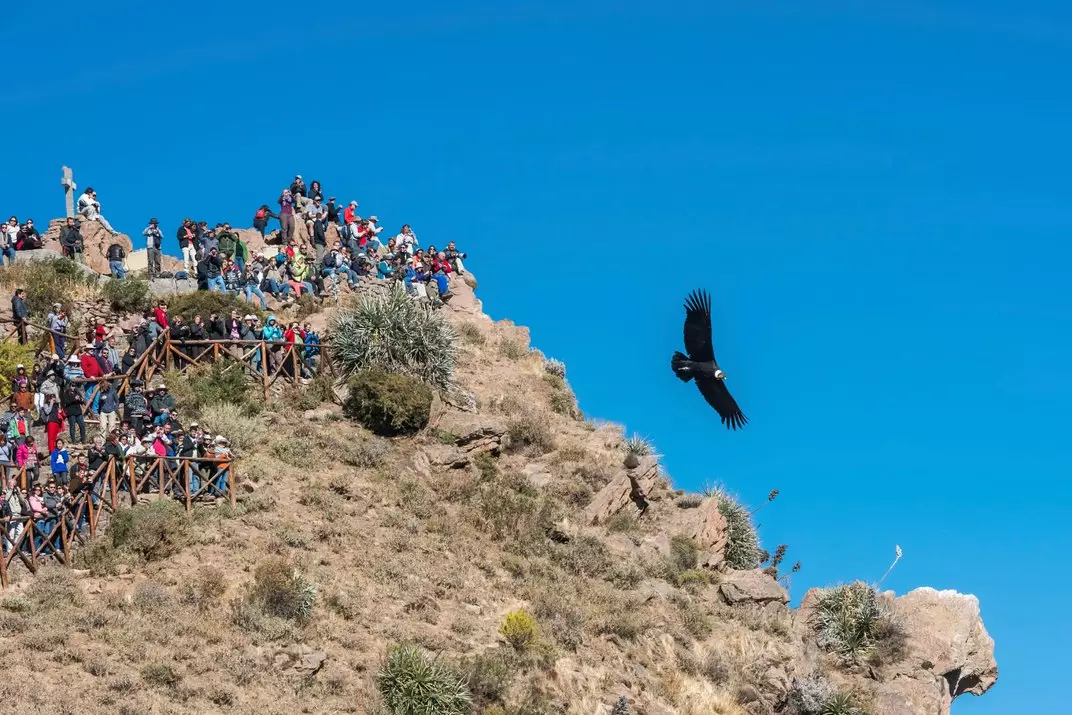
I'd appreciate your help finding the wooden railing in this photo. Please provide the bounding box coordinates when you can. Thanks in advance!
[0,454,237,587]
[2,317,82,358]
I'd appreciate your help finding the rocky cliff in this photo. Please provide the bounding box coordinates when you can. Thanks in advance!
[0,251,996,715]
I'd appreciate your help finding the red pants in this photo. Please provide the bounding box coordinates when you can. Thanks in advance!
[47,421,62,453]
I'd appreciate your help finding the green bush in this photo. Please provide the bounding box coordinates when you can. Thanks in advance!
[0,341,37,397]
[716,489,762,569]
[500,609,539,651]
[811,581,903,663]
[187,362,253,412]
[344,369,432,436]
[109,500,189,562]
[163,291,264,321]
[102,278,152,313]
[505,412,555,454]
[0,257,99,317]
[330,284,459,392]
[669,535,700,571]
[378,644,472,715]
[199,402,265,451]
[247,557,316,622]
[498,340,527,360]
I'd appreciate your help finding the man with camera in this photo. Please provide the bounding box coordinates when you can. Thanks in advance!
[143,218,163,278]
[76,186,119,235]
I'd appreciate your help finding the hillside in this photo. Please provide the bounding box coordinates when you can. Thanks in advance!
[0,265,997,715]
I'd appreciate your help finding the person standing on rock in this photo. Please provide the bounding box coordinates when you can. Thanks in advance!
[59,217,84,263]
[11,288,29,344]
[76,187,119,236]
[143,218,163,278]
[252,205,277,238]
[177,218,197,273]
[278,190,296,243]
[47,304,69,359]
[107,242,127,280]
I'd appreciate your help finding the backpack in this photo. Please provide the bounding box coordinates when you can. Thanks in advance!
[255,208,267,220]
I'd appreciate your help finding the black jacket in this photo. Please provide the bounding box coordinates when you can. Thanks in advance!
[60,226,83,251]
[11,295,29,320]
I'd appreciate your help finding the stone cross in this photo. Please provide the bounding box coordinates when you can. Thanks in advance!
[61,166,77,218]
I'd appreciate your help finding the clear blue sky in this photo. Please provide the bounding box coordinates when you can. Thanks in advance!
[7,1,1068,711]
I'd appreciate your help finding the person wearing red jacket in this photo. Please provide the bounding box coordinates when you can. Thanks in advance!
[79,351,103,379]
[153,301,170,331]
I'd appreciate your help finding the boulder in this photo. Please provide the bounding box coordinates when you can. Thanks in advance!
[718,569,790,606]
[882,587,998,713]
[690,497,728,569]
[427,412,507,467]
[582,455,663,525]
[41,217,132,276]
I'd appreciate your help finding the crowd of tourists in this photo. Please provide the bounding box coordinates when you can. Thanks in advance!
[0,172,472,560]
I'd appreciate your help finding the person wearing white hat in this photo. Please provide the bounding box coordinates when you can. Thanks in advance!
[46,303,69,359]
[290,175,309,210]
[211,435,233,497]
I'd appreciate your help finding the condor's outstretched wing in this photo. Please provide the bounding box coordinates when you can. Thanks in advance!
[683,289,715,363]
[694,376,748,430]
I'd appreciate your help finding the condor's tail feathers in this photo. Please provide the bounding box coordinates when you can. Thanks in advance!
[671,351,693,382]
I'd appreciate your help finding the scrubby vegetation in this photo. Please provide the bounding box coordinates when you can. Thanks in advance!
[102,278,152,312]
[378,644,472,715]
[344,369,432,436]
[715,489,763,570]
[109,500,190,563]
[499,609,539,651]
[811,581,905,665]
[0,256,99,316]
[165,290,264,321]
[330,284,458,391]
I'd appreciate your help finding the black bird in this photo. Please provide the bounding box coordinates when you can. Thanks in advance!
[671,289,748,430]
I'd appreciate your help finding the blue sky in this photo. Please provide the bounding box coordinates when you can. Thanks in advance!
[7,1,1069,711]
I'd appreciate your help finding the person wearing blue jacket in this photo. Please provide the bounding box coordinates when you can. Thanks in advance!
[50,439,70,486]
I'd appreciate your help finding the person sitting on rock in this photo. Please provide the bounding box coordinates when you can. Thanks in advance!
[16,218,41,250]
[76,187,119,235]
[59,217,84,263]
[444,241,468,274]
[290,175,308,208]
[2,217,18,266]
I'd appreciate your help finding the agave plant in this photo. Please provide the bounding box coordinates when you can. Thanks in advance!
[543,357,566,378]
[714,488,763,569]
[811,581,890,660]
[329,284,459,392]
[378,643,472,715]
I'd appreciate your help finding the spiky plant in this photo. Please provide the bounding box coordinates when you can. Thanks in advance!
[329,284,459,392]
[821,692,864,715]
[378,644,472,715]
[543,357,566,378]
[715,489,762,569]
[811,581,892,660]
[624,435,654,457]
[611,695,629,715]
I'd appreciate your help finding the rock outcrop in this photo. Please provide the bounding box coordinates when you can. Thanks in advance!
[719,569,790,606]
[689,496,728,569]
[582,455,666,525]
[41,218,132,275]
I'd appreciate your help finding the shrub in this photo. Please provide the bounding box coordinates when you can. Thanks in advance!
[0,340,37,396]
[811,581,901,662]
[141,663,181,688]
[378,644,472,715]
[676,493,704,509]
[499,609,538,651]
[498,339,527,360]
[0,257,99,317]
[821,692,865,715]
[670,535,700,571]
[200,401,265,452]
[164,291,264,322]
[505,412,554,454]
[182,565,228,609]
[458,652,512,707]
[789,674,839,715]
[110,500,189,562]
[25,565,84,608]
[549,391,574,416]
[330,284,458,392]
[247,557,316,622]
[456,322,485,345]
[543,358,566,378]
[344,369,432,436]
[186,362,254,412]
[102,278,151,313]
[476,477,555,546]
[716,489,762,569]
[552,535,611,578]
[74,537,120,576]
